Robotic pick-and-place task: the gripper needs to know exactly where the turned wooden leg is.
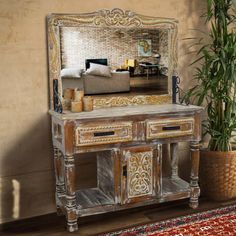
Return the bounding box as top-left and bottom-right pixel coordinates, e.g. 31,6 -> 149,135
64,154 -> 78,232
170,143 -> 178,179
189,141 -> 200,209
53,147 -> 65,216
156,144 -> 162,197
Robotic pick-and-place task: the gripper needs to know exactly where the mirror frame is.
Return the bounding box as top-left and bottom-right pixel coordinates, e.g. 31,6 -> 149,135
47,8 -> 178,110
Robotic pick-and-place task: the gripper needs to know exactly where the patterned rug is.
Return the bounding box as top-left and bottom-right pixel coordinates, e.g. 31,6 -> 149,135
101,204 -> 236,236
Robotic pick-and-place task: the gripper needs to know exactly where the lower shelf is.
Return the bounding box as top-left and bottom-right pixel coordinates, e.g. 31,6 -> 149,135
76,188 -> 114,210
75,177 -> 191,216
161,177 -> 190,201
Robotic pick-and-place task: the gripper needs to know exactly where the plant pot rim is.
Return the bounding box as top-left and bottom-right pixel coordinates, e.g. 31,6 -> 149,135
200,149 -> 236,154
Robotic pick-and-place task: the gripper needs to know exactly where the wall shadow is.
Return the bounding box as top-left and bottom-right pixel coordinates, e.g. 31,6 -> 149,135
178,0 -> 208,95
177,0 -> 208,181
0,115 -> 55,225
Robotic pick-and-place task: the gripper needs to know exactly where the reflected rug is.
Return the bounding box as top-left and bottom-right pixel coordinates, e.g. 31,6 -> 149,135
101,204 -> 236,236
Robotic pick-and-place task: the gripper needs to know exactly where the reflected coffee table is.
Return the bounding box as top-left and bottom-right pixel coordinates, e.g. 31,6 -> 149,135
139,63 -> 160,79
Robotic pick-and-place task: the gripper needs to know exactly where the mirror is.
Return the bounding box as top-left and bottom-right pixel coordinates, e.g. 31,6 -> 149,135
47,9 -> 178,111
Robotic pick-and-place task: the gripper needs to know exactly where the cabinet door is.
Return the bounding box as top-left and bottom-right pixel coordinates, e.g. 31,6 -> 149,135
121,145 -> 161,204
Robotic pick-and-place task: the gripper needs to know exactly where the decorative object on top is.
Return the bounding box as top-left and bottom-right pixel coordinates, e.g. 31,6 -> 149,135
62,98 -> 71,111
62,88 -> 85,112
71,100 -> 83,113
82,96 -> 94,111
183,0 -> 236,201
74,89 -> 84,102
71,88 -> 84,112
63,88 -> 74,100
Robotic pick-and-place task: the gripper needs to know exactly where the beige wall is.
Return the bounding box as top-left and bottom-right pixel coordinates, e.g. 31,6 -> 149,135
0,0 -> 207,223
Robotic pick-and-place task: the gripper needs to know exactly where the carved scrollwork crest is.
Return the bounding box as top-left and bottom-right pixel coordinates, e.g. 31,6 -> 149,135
93,94 -> 171,108
47,9 -> 178,110
94,8 -> 142,27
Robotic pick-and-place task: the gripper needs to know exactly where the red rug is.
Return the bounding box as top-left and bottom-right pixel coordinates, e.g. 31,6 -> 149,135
101,204 -> 236,236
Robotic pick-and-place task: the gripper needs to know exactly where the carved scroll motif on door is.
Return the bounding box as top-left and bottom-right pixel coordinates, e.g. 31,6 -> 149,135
126,150 -> 153,198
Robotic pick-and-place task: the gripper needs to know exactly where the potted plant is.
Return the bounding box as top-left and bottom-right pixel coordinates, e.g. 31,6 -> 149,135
184,0 -> 236,201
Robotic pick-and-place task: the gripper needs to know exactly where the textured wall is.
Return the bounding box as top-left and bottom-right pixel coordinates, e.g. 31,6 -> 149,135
61,27 -> 163,70
0,0 -> 207,223
159,30 -> 169,68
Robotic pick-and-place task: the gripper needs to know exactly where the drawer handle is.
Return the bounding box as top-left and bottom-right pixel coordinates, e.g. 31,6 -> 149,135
123,166 -> 127,177
94,131 -> 115,137
162,126 -> 181,131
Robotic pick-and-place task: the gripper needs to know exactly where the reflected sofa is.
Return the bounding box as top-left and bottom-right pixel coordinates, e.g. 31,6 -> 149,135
61,70 -> 130,95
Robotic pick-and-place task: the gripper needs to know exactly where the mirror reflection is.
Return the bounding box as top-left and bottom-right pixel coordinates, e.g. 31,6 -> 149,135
60,26 -> 169,97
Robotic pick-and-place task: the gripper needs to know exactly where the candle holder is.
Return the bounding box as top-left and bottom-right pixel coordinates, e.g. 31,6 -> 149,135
63,88 -> 74,100
83,96 -> 93,111
74,89 -> 84,102
71,101 -> 83,113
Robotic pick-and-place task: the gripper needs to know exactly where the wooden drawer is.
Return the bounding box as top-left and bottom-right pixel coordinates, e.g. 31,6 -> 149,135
75,122 -> 133,146
146,117 -> 194,140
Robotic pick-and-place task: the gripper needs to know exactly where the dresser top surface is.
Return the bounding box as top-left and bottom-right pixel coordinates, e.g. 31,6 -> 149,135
49,104 -> 203,120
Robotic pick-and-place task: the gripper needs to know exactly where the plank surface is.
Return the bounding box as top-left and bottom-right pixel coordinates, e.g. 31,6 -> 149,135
49,104 -> 203,120
162,177 -> 190,195
97,151 -> 115,200
76,188 -> 114,209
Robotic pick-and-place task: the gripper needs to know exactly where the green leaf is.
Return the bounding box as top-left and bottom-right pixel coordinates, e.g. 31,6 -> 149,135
184,0 -> 236,151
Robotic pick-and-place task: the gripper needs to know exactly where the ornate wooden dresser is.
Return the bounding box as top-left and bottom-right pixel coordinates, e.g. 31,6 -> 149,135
47,9 -> 203,232
50,104 -> 202,232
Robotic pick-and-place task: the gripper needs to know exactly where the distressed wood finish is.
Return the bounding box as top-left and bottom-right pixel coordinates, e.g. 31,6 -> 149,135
112,149 -> 121,204
63,154 -> 78,232
121,146 -> 158,204
50,104 -> 202,232
146,117 -> 194,140
170,143 -> 178,179
49,104 -> 201,120
47,9 -> 203,233
93,94 -> 172,109
64,121 -> 75,155
161,177 -> 190,202
97,151 -> 115,200
75,121 -> 133,146
156,145 -> 162,197
189,141 -> 200,209
47,9 -> 178,110
53,147 -> 65,216
76,188 -> 114,210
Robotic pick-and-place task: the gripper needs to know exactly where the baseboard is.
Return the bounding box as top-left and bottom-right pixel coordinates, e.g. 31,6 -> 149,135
2,197 -> 234,233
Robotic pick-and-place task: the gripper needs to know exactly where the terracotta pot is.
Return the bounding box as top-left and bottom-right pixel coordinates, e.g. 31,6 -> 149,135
200,150 -> 236,201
